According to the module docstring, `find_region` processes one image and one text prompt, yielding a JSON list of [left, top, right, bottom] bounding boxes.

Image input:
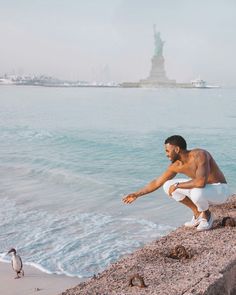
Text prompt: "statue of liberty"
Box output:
[[139, 25, 175, 86], [153, 24, 164, 57]]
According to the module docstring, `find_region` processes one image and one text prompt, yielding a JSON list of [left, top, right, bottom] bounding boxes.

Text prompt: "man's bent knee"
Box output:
[[163, 180, 186, 202], [163, 180, 172, 195]]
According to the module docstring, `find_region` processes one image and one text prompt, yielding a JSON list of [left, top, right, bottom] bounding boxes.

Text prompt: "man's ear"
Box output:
[[175, 146, 180, 154]]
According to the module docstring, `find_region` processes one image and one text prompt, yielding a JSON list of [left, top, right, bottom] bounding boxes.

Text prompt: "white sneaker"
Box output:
[[184, 215, 201, 228], [197, 213, 214, 231]]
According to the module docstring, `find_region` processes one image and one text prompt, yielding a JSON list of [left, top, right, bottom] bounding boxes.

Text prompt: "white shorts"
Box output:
[[163, 178, 230, 212]]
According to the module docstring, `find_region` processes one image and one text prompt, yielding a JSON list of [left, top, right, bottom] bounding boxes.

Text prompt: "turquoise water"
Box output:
[[0, 86, 235, 277]]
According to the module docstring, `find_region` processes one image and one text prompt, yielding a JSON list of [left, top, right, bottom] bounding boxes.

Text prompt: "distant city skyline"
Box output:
[[0, 0, 236, 85]]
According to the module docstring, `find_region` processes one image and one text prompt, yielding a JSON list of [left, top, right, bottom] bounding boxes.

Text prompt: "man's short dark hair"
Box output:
[[164, 135, 187, 150]]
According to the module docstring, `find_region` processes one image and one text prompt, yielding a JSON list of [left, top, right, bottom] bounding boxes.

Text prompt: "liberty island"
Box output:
[[121, 25, 216, 88]]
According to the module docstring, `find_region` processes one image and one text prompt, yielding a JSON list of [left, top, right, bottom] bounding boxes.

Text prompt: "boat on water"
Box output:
[[191, 78, 220, 89], [0, 78, 14, 85]]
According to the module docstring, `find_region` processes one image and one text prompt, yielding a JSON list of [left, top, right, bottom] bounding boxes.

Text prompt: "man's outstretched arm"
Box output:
[[122, 169, 176, 204]]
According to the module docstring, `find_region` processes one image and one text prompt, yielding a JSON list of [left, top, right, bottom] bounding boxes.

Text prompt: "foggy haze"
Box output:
[[0, 0, 236, 85]]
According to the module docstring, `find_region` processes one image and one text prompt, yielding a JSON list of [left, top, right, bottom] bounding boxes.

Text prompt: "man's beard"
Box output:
[[171, 153, 180, 163]]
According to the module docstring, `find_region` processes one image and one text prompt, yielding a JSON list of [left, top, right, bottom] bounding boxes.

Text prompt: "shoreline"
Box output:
[[0, 261, 83, 295], [1, 196, 235, 295], [60, 195, 236, 295], [0, 83, 223, 89]]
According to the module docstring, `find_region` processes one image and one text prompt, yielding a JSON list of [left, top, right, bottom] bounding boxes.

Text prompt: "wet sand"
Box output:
[[0, 262, 82, 295]]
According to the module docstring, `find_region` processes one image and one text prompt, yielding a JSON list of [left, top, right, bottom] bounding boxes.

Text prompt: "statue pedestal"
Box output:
[[149, 56, 168, 82], [140, 55, 176, 87]]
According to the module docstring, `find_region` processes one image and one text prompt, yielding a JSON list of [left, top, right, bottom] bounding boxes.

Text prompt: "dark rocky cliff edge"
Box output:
[[60, 195, 236, 295]]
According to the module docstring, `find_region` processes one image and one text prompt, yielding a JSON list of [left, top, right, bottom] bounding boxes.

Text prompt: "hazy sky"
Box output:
[[1, 0, 236, 85]]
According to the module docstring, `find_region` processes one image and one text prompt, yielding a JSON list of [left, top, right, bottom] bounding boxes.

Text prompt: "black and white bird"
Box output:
[[7, 248, 24, 279]]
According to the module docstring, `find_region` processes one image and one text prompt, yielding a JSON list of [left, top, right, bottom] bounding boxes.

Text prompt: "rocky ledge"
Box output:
[[60, 195, 236, 295]]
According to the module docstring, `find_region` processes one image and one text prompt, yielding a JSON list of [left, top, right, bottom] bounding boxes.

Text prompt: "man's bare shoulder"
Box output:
[[190, 148, 207, 153], [167, 160, 182, 172], [189, 149, 211, 161]]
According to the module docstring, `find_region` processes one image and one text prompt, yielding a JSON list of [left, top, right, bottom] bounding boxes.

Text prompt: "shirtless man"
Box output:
[[123, 135, 229, 231]]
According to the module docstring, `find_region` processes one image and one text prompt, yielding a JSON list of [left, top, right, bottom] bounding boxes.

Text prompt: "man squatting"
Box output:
[[123, 135, 230, 231]]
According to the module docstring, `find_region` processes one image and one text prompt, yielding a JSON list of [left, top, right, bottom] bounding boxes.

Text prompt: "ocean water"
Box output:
[[0, 85, 235, 278]]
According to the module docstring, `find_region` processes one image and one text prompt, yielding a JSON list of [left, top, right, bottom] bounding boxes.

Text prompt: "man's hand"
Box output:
[[122, 193, 139, 204], [168, 184, 177, 196]]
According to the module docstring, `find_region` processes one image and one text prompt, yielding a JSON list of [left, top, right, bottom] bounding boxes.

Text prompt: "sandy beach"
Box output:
[[0, 262, 82, 295]]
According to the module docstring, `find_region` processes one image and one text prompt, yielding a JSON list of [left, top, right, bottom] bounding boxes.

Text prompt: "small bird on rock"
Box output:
[[7, 248, 24, 279]]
